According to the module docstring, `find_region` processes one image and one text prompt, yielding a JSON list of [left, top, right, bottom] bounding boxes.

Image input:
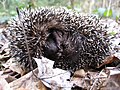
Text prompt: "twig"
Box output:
[[84, 76, 107, 81], [90, 69, 104, 90], [16, 7, 38, 79], [16, 8, 32, 69], [40, 71, 69, 80]]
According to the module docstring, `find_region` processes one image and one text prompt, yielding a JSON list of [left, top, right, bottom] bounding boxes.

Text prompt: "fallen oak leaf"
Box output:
[[34, 57, 72, 90], [97, 55, 119, 68]]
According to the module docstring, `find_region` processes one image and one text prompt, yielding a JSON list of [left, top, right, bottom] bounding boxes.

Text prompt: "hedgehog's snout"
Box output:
[[42, 28, 63, 61]]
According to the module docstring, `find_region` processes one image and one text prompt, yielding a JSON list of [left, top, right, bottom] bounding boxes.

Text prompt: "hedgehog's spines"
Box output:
[[7, 7, 110, 72]]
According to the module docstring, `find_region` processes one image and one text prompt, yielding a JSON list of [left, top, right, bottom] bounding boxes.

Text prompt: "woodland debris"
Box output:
[[0, 76, 11, 90], [9, 68, 48, 90]]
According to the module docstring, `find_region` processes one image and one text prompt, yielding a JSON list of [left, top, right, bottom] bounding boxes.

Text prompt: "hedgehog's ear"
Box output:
[[16, 7, 20, 20]]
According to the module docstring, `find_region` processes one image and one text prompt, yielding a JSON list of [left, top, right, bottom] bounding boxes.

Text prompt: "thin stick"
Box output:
[[16, 8, 38, 78], [90, 69, 104, 90]]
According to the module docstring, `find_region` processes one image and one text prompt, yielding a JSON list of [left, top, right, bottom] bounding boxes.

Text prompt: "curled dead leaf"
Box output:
[[98, 55, 119, 68]]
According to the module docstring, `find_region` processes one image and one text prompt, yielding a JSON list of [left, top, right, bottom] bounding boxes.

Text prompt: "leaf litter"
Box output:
[[0, 18, 120, 90]]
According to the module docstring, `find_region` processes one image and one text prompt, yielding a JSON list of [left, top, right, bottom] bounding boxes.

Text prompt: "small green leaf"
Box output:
[[109, 31, 117, 36], [67, 6, 72, 9], [18, 4, 26, 9], [116, 15, 119, 20], [103, 9, 113, 17], [93, 9, 98, 14]]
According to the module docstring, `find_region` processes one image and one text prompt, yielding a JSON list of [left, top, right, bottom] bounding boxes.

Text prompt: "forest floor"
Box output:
[[0, 18, 120, 90]]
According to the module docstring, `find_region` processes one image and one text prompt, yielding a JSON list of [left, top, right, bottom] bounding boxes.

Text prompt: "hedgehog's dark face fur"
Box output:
[[42, 28, 62, 60], [6, 7, 111, 72], [43, 28, 87, 71]]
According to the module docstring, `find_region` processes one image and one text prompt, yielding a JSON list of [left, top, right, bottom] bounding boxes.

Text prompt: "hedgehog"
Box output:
[[5, 7, 111, 72]]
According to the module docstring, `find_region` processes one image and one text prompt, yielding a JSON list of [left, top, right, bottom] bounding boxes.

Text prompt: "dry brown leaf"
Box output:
[[98, 55, 119, 68], [36, 81, 48, 90], [101, 73, 120, 90], [0, 76, 11, 90], [1, 74, 17, 83], [71, 69, 110, 90], [2, 58, 26, 76], [9, 68, 48, 90]]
